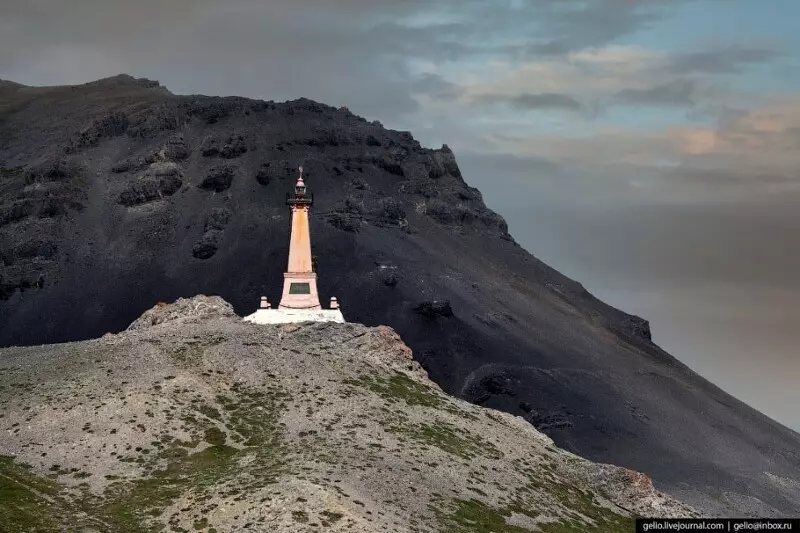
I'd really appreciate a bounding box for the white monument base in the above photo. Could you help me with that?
[243,308,345,325]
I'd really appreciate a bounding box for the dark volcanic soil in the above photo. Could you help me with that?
[1,74,798,516]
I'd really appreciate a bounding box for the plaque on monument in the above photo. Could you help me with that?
[289,283,311,295]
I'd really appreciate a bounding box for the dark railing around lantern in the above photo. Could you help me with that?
[286,192,314,206]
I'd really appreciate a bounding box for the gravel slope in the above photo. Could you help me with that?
[0,296,699,532]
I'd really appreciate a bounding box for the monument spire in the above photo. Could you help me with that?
[244,166,344,324]
[279,166,321,310]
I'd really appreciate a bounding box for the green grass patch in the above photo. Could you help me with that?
[0,455,97,531]
[348,373,446,408]
[432,498,535,533]
[346,372,480,420]
[197,404,221,421]
[0,379,290,533]
[320,510,344,525]
[432,493,633,533]
[204,427,227,446]
[387,421,502,460]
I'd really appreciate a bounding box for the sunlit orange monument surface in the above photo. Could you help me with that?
[244,167,344,324]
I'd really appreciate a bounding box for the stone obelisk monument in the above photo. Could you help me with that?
[244,167,344,324]
[278,168,321,310]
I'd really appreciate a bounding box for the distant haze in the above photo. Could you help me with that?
[2,0,798,430]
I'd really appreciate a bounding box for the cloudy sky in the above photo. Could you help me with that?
[2,0,799,430]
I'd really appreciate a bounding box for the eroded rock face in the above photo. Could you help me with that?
[201,136,221,157]
[326,212,361,233]
[204,208,232,232]
[26,158,81,183]
[118,163,183,207]
[14,236,58,259]
[200,165,235,192]
[255,164,271,186]
[373,197,406,226]
[192,230,221,259]
[201,133,247,159]
[582,463,686,516]
[220,133,247,159]
[161,134,191,162]
[111,155,153,174]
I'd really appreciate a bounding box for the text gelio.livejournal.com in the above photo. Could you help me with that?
[636,519,799,532]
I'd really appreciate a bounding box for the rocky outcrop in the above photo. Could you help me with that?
[255,160,295,186]
[111,155,153,174]
[220,133,247,158]
[126,294,237,330]
[582,464,691,518]
[118,162,183,206]
[26,158,81,183]
[255,163,271,186]
[191,208,232,260]
[0,296,697,532]
[160,134,191,162]
[67,112,130,152]
[204,207,231,232]
[199,165,235,192]
[201,133,247,159]
[191,231,221,259]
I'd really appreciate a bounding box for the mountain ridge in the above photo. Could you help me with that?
[0,75,798,517]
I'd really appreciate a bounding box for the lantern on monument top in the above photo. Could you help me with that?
[296,167,307,195]
[288,166,313,207]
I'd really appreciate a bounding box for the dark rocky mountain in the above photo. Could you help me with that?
[1,74,798,517]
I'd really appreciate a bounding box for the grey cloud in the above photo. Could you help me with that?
[526,4,660,57]
[615,79,702,107]
[362,22,472,62]
[512,93,584,111]
[475,92,585,112]
[410,73,464,101]
[458,151,563,188]
[667,47,781,74]
[0,0,755,129]
[0,0,734,86]
[520,0,718,57]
